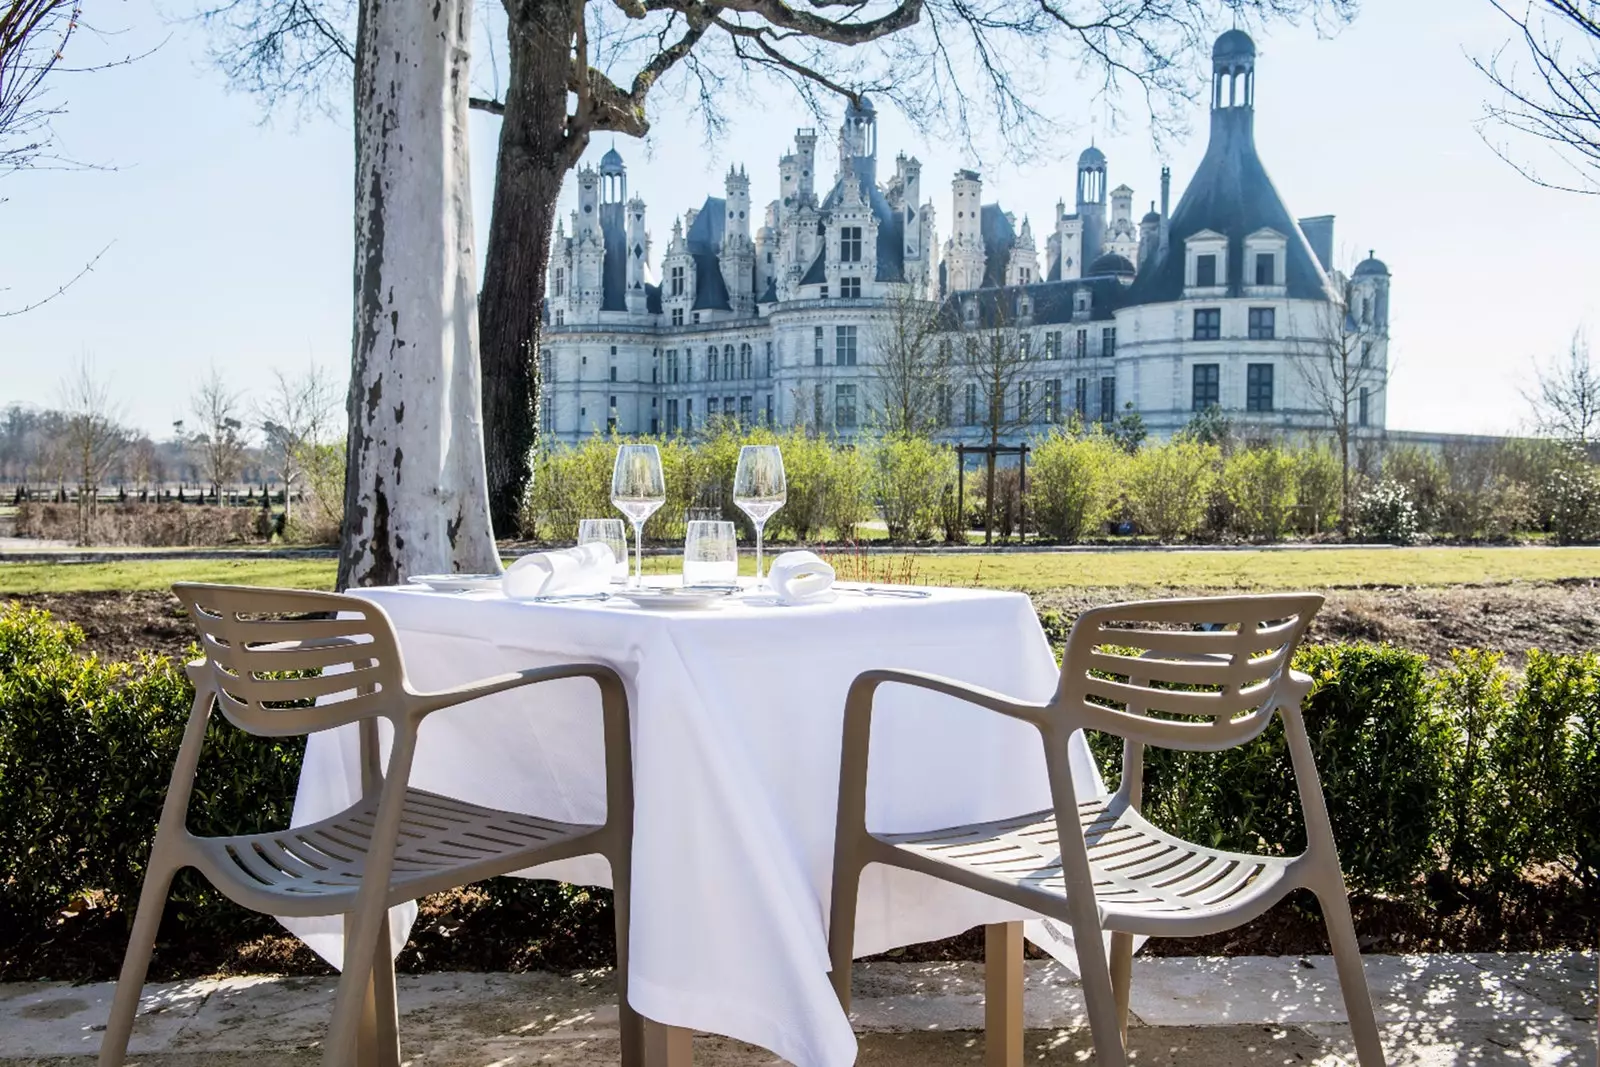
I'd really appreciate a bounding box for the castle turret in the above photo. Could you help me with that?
[1052,197,1083,281]
[625,195,649,315]
[1076,145,1107,268]
[1137,201,1161,272]
[1107,182,1139,262]
[795,128,818,202]
[721,165,755,316]
[839,95,878,186]
[572,164,605,319]
[943,169,987,292]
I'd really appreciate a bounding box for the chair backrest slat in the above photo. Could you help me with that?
[177,583,407,736]
[1057,594,1322,751]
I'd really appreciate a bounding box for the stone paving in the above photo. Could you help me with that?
[1,953,1593,1065]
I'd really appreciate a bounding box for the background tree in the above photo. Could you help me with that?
[57,357,126,544]
[1525,329,1600,445]
[955,293,1031,544]
[257,363,339,524]
[1294,272,1392,536]
[337,0,499,589]
[203,0,1356,534]
[1475,0,1600,195]
[189,367,248,501]
[868,285,946,434]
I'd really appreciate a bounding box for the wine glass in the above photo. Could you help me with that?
[683,520,738,587]
[733,445,786,581]
[578,518,628,582]
[611,444,667,586]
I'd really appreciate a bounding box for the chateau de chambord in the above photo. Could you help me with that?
[539,29,1392,445]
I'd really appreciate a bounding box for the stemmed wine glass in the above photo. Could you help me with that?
[611,444,666,586]
[733,445,786,582]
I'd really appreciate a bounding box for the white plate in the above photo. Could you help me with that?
[406,573,503,592]
[614,587,731,611]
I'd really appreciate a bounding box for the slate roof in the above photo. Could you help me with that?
[1353,256,1389,277]
[936,276,1129,330]
[685,197,732,311]
[600,203,627,312]
[1123,106,1331,306]
[979,205,1016,289]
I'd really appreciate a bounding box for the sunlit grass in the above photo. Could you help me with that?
[5,545,1600,595]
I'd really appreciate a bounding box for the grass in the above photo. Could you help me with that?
[4,545,1600,595]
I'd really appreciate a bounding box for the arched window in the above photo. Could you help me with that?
[739,343,753,378]
[723,345,735,380]
[707,346,719,382]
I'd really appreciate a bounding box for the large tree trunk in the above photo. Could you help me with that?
[479,5,583,535]
[338,0,499,590]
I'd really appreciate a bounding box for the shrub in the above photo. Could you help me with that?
[0,604,303,938]
[1222,445,1298,541]
[15,502,267,547]
[1294,445,1343,535]
[1124,439,1218,541]
[1382,446,1447,532]
[869,434,954,542]
[1432,649,1514,882]
[823,443,872,541]
[1547,458,1600,544]
[1484,651,1588,881]
[1356,479,1418,544]
[520,436,615,541]
[1026,429,1125,542]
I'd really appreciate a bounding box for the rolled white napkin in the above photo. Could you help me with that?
[767,550,836,605]
[503,543,614,599]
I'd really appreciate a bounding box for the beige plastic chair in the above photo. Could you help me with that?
[100,583,640,1067]
[828,594,1385,1067]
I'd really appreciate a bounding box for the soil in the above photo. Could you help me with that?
[14,580,1600,667]
[4,583,1597,982]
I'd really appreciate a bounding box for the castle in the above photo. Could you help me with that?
[540,29,1391,444]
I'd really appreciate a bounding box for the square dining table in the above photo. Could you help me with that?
[279,579,1102,1067]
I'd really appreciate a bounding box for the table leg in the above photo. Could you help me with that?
[643,1019,693,1067]
[984,921,1024,1067]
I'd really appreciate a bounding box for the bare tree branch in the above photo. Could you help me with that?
[1525,328,1600,443]
[1474,0,1600,195]
[0,241,110,317]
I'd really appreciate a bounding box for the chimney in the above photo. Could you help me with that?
[1298,215,1336,273]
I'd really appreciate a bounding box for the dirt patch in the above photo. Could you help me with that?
[14,581,1600,667]
[1031,580,1600,667]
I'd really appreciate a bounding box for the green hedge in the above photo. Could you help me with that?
[4,601,1598,971]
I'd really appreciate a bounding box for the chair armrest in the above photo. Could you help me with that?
[848,668,1053,727]
[406,661,624,718]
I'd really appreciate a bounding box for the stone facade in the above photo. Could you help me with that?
[540,30,1391,444]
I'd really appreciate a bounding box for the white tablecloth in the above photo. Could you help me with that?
[283,582,1101,1067]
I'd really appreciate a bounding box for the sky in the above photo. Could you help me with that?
[2,0,1597,439]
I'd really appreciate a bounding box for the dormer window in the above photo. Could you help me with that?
[963,299,977,325]
[1244,229,1287,290]
[670,264,685,298]
[1185,230,1229,292]
[841,277,861,298]
[554,268,565,297]
[1017,293,1031,317]
[1074,290,1091,317]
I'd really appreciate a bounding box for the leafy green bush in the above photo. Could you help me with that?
[1026,428,1125,542]
[1124,439,1218,541]
[1432,649,1514,883]
[1294,445,1343,535]
[1222,446,1298,541]
[869,434,954,542]
[0,603,303,939]
[1547,459,1600,544]
[1383,446,1447,532]
[1484,651,1589,881]
[1357,479,1418,544]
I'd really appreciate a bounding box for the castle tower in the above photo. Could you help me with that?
[839,95,878,186]
[1107,182,1139,261]
[1052,197,1083,281]
[721,165,756,316]
[943,169,987,292]
[1076,145,1107,268]
[1137,201,1161,272]
[625,195,649,315]
[897,154,923,261]
[795,128,818,202]
[572,164,605,319]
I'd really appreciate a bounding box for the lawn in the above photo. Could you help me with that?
[5,545,1600,594]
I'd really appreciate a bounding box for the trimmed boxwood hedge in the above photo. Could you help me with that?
[3,602,1597,973]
